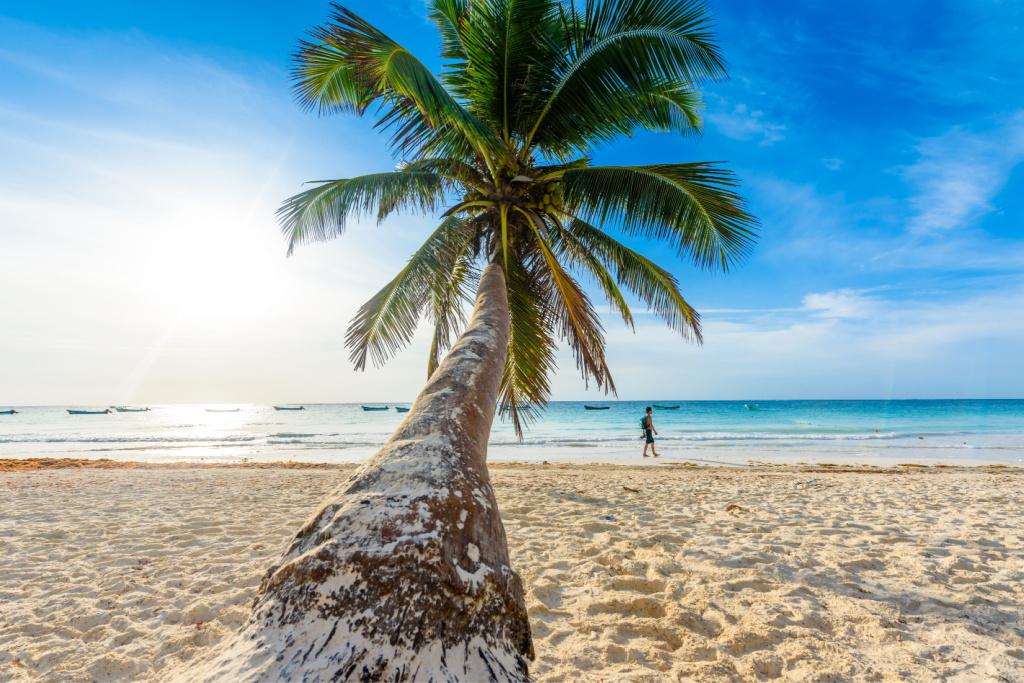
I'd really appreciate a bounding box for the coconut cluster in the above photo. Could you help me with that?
[522,185,562,212]
[460,183,562,213]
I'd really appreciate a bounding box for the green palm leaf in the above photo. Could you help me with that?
[293,4,504,168]
[522,0,725,155]
[546,216,634,329]
[375,97,483,162]
[559,163,758,270]
[346,216,475,370]
[522,210,615,393]
[530,78,707,158]
[278,172,452,255]
[428,0,470,64]
[289,40,373,116]
[454,0,555,138]
[535,156,592,179]
[500,257,557,438]
[641,87,705,137]
[398,157,487,189]
[560,215,702,341]
[426,238,479,377]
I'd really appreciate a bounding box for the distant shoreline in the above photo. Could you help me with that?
[4,400,1022,468]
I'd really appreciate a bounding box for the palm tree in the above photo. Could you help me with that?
[189,1,756,681]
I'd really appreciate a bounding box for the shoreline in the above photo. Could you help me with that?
[4,400,1022,471]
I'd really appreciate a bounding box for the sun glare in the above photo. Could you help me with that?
[143,220,284,322]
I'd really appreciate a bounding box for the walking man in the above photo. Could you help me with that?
[642,406,659,457]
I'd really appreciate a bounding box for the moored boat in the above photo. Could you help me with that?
[68,409,110,415]
[584,405,610,410]
[395,407,410,413]
[745,404,759,411]
[362,406,389,411]
[653,404,680,410]
[0,409,17,415]
[274,406,305,411]
[205,408,241,413]
[113,407,150,412]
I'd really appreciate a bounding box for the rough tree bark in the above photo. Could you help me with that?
[180,264,533,682]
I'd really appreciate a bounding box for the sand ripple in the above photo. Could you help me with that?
[2,465,1023,682]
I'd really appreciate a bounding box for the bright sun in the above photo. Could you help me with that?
[143,220,284,322]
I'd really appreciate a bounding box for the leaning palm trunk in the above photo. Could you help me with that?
[192,0,758,678]
[181,264,533,682]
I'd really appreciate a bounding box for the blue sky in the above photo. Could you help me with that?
[1,0,1022,404]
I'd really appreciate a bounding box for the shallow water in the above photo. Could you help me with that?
[0,400,1021,466]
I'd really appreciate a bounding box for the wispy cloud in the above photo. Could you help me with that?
[594,281,1024,399]
[748,167,1024,273]
[706,102,786,146]
[901,112,1024,235]
[801,289,876,319]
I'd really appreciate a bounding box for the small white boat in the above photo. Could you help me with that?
[205,408,241,413]
[274,406,305,411]
[113,407,150,412]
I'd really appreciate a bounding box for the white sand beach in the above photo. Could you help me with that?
[2,463,1023,682]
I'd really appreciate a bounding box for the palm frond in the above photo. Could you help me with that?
[346,216,475,370]
[278,172,451,255]
[289,40,374,116]
[428,0,470,64]
[499,257,557,438]
[455,0,555,138]
[426,238,479,378]
[530,78,707,158]
[547,215,634,329]
[560,215,702,341]
[521,0,725,156]
[293,4,503,167]
[397,157,483,184]
[535,156,592,180]
[522,210,615,393]
[559,163,758,270]
[640,87,705,136]
[375,97,483,161]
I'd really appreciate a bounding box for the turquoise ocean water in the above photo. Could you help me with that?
[0,400,1021,466]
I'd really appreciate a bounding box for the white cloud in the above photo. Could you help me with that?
[706,103,786,146]
[801,289,876,319]
[586,282,1024,400]
[901,112,1024,234]
[822,158,844,171]
[748,174,1024,273]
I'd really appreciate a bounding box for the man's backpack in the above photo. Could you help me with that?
[639,416,647,430]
